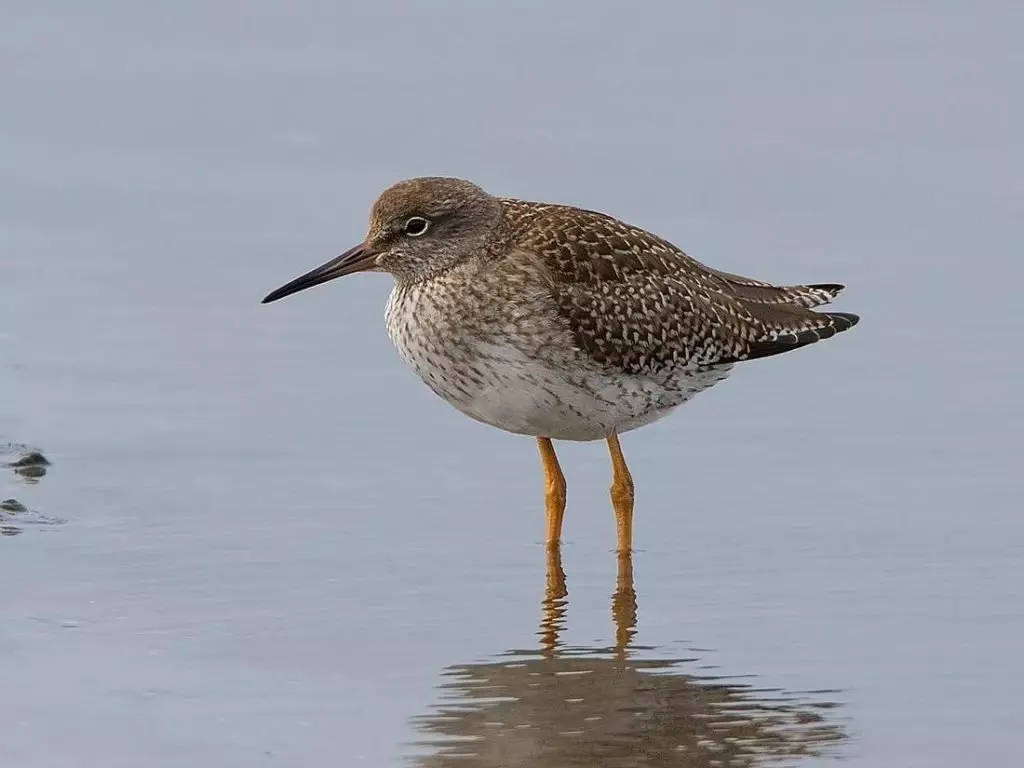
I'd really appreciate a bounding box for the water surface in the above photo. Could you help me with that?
[2,3,1022,766]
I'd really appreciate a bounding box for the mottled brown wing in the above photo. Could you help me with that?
[504,201,858,375]
[501,199,845,307]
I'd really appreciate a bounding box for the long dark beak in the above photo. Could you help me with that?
[261,243,377,304]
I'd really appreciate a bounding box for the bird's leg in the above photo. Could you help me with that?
[606,433,635,553]
[536,437,567,549]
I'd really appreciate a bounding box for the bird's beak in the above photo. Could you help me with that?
[261,243,377,304]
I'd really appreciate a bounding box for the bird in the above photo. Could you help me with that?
[262,177,858,553]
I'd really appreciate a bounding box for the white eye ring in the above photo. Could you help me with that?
[403,216,430,237]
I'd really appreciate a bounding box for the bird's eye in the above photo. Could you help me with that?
[403,216,430,237]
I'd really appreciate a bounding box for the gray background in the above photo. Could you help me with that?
[2,2,1021,766]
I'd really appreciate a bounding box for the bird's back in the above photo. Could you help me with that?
[498,198,859,376]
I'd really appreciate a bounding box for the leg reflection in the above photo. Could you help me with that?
[613,550,637,660]
[539,544,568,657]
[539,544,637,660]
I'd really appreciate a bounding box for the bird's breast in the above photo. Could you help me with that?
[384,274,594,435]
[385,275,566,403]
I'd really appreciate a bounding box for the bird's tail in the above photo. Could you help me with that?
[711,268,846,309]
[744,307,860,361]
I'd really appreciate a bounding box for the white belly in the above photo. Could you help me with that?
[427,342,730,441]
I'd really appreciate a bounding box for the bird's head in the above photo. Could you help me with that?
[262,177,502,304]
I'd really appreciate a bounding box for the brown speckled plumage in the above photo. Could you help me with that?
[266,177,858,442]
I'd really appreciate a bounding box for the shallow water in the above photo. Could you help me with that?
[2,3,1022,766]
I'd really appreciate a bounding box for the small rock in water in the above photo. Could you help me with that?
[1,498,27,513]
[10,451,50,468]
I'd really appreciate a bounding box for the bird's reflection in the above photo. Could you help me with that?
[411,547,845,767]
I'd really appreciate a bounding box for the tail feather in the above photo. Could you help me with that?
[744,311,860,361]
[710,268,845,308]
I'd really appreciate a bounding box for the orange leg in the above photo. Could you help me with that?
[537,437,567,548]
[606,433,635,553]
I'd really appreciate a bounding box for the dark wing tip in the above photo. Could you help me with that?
[828,311,860,331]
[744,311,860,361]
[808,283,846,299]
[712,276,848,309]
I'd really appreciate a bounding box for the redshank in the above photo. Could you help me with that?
[262,177,858,552]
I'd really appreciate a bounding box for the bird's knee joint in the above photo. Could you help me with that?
[610,483,634,507]
[545,479,567,502]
